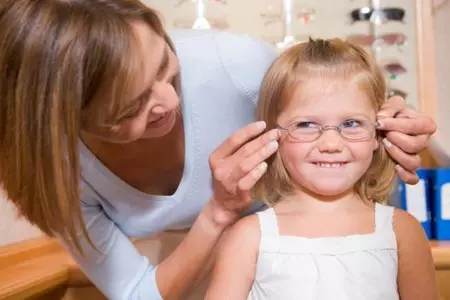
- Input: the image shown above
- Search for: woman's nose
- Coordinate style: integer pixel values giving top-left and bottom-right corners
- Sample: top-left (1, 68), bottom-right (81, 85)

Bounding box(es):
top-left (150, 81), bottom-right (180, 114)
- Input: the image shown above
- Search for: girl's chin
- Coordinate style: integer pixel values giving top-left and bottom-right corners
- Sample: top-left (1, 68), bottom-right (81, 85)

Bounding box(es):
top-left (298, 181), bottom-right (355, 199)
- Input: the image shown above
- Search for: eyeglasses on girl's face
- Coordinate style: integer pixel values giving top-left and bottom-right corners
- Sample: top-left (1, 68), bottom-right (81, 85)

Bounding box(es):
top-left (278, 119), bottom-right (379, 142)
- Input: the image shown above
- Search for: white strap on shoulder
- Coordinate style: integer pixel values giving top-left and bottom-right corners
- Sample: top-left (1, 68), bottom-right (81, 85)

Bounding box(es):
top-left (374, 203), bottom-right (395, 233)
top-left (256, 208), bottom-right (280, 237)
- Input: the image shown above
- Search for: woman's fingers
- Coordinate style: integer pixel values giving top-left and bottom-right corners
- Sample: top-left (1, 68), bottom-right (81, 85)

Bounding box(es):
top-left (209, 121), bottom-right (267, 165)
top-left (377, 116), bottom-right (436, 136)
top-left (229, 138), bottom-right (279, 183)
top-left (233, 128), bottom-right (280, 159)
top-left (383, 138), bottom-right (422, 171)
top-left (395, 164), bottom-right (420, 185)
top-left (377, 95), bottom-right (406, 118)
top-left (237, 162), bottom-right (268, 192)
top-left (211, 127), bottom-right (279, 182)
top-left (384, 130), bottom-right (430, 155)
top-left (208, 123), bottom-right (280, 222)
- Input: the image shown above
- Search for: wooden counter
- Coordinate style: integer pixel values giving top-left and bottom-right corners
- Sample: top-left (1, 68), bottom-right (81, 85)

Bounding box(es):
top-left (2, 237), bottom-right (450, 300)
top-left (0, 237), bottom-right (82, 300)
top-left (432, 241), bottom-right (450, 270)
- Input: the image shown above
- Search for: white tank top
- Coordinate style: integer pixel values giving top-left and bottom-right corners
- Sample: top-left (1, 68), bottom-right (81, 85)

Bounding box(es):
top-left (248, 203), bottom-right (399, 300)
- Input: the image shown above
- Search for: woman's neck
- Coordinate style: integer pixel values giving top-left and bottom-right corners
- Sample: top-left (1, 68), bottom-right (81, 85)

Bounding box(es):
top-left (80, 118), bottom-right (185, 195)
top-left (81, 116), bottom-right (184, 162)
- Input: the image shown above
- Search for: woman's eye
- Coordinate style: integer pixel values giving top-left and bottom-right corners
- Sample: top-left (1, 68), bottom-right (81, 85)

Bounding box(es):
top-left (342, 119), bottom-right (362, 128)
top-left (117, 91), bottom-right (152, 122)
top-left (122, 107), bottom-right (140, 120)
top-left (156, 55), bottom-right (170, 80)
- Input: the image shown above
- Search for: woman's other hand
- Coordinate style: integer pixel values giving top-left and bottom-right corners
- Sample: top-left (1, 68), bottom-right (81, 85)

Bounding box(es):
top-left (377, 96), bottom-right (436, 184)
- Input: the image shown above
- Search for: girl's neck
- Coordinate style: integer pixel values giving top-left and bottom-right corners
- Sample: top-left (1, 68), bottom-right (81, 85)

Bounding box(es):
top-left (276, 186), bottom-right (371, 214)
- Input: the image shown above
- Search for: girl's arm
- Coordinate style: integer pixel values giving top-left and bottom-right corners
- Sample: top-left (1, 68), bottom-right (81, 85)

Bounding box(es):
top-left (205, 215), bottom-right (260, 300)
top-left (395, 209), bottom-right (439, 299)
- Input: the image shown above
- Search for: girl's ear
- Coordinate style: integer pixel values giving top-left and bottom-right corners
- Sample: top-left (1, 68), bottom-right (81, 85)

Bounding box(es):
top-left (373, 139), bottom-right (380, 151)
top-left (373, 137), bottom-right (380, 151)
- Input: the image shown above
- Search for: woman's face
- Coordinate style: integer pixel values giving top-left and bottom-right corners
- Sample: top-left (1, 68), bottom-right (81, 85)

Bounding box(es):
top-left (83, 21), bottom-right (181, 144)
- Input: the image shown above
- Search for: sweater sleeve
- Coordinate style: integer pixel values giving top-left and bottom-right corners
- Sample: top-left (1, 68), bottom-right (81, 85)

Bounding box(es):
top-left (213, 32), bottom-right (277, 215)
top-left (214, 32), bottom-right (278, 105)
top-left (57, 182), bottom-right (162, 300)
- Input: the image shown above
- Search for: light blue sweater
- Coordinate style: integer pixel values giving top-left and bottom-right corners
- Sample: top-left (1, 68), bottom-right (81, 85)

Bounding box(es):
top-left (68, 29), bottom-right (277, 299)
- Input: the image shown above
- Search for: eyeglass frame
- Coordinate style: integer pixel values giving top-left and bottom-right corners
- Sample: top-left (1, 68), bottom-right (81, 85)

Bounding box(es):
top-left (277, 120), bottom-right (381, 142)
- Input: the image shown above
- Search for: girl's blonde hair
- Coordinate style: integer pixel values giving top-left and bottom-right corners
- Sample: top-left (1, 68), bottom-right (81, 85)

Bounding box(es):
top-left (0, 0), bottom-right (176, 255)
top-left (254, 38), bottom-right (396, 206)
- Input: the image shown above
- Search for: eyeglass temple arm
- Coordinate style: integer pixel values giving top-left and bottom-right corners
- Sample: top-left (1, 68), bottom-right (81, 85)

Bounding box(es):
top-left (277, 125), bottom-right (289, 131)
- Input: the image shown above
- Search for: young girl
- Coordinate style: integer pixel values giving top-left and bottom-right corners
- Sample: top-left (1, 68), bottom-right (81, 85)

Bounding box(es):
top-left (205, 38), bottom-right (438, 300)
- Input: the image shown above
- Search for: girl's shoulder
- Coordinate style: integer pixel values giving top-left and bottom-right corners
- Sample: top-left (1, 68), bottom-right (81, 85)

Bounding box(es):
top-left (228, 213), bottom-right (261, 241)
top-left (393, 208), bottom-right (439, 298)
top-left (393, 207), bottom-right (428, 243)
top-left (215, 214), bottom-right (261, 264)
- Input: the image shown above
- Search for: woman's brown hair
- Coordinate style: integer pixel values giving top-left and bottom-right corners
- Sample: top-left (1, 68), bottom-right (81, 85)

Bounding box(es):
top-left (254, 38), bottom-right (396, 206)
top-left (0, 0), bottom-right (173, 254)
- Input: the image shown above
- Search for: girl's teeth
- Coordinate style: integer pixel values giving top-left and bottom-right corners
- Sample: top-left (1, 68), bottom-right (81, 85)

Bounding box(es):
top-left (317, 163), bottom-right (343, 168)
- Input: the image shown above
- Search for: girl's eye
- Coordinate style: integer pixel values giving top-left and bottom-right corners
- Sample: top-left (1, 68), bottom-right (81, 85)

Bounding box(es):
top-left (341, 119), bottom-right (362, 128)
top-left (295, 121), bottom-right (318, 128)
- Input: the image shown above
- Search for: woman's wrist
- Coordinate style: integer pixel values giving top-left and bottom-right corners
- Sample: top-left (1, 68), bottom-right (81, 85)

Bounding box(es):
top-left (202, 198), bottom-right (240, 232)
top-left (156, 199), bottom-right (238, 299)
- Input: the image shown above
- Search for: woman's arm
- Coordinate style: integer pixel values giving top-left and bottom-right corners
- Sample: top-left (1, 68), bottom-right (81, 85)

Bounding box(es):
top-left (59, 196), bottom-right (161, 300)
top-left (205, 215), bottom-right (260, 300)
top-left (64, 121), bottom-right (278, 300)
top-left (155, 202), bottom-right (237, 299)
top-left (63, 191), bottom-right (225, 300)
top-left (158, 120), bottom-right (279, 299)
top-left (64, 201), bottom-right (252, 300)
top-left (395, 209), bottom-right (439, 299)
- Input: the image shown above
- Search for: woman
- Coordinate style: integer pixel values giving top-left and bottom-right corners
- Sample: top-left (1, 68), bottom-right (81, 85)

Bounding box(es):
top-left (0, 0), bottom-right (435, 299)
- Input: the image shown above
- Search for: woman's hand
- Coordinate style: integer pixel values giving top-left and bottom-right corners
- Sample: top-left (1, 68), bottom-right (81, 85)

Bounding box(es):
top-left (207, 121), bottom-right (279, 228)
top-left (377, 96), bottom-right (436, 184)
